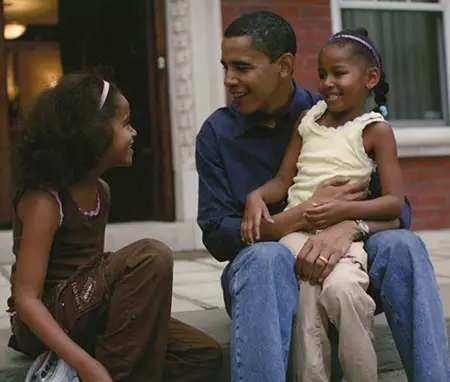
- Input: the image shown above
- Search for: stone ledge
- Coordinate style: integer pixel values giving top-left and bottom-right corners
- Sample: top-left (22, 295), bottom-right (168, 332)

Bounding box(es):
top-left (395, 127), bottom-right (450, 158)
top-left (2, 308), bottom-right (446, 381)
top-left (174, 309), bottom-right (411, 381)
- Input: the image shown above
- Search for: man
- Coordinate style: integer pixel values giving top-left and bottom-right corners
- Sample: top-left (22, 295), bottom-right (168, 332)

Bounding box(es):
top-left (196, 10), bottom-right (450, 382)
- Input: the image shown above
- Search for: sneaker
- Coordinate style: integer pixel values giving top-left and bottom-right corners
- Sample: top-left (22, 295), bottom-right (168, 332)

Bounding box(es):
top-left (25, 351), bottom-right (79, 382)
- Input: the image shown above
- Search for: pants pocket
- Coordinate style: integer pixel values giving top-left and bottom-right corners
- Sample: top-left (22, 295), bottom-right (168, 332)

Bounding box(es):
top-left (51, 263), bottom-right (108, 349)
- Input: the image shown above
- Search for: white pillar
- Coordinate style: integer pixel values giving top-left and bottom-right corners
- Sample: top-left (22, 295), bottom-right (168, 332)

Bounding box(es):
top-left (166, 0), bottom-right (226, 247)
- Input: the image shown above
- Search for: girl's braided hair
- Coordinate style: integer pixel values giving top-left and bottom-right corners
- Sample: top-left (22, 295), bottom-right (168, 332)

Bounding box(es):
top-left (326, 27), bottom-right (389, 117)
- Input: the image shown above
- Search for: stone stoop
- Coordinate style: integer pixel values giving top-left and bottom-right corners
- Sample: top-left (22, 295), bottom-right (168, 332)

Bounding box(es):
top-left (2, 308), bottom-right (446, 381)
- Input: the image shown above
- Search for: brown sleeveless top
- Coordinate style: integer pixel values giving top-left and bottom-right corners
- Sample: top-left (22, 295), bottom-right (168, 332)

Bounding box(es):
top-left (7, 179), bottom-right (110, 313)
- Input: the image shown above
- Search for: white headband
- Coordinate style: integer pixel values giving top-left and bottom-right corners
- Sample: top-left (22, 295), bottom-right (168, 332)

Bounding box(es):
top-left (99, 80), bottom-right (110, 109)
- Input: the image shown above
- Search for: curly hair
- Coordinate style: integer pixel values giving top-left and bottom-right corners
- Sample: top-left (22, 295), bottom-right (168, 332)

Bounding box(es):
top-left (11, 73), bottom-right (121, 194)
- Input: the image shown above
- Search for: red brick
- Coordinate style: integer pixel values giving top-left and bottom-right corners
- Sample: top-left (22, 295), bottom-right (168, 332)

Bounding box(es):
top-left (301, 5), bottom-right (331, 19)
top-left (418, 195), bottom-right (448, 207)
top-left (401, 157), bottom-right (450, 229)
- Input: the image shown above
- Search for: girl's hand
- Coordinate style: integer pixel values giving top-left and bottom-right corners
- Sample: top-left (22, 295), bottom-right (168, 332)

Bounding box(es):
top-left (241, 192), bottom-right (274, 244)
top-left (77, 360), bottom-right (113, 382)
top-left (304, 199), bottom-right (349, 230)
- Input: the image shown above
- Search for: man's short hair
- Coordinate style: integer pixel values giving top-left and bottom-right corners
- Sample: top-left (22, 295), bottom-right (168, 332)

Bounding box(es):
top-left (224, 10), bottom-right (297, 62)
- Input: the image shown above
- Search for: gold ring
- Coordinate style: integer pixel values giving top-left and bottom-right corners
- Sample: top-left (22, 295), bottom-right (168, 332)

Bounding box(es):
top-left (317, 255), bottom-right (329, 264)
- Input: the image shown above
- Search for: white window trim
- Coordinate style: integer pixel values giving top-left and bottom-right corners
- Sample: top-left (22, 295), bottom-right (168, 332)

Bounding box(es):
top-left (340, 1), bottom-right (442, 13)
top-left (330, 0), bottom-right (450, 157)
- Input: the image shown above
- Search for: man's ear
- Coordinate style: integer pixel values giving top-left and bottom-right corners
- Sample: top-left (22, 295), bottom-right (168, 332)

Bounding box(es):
top-left (277, 53), bottom-right (296, 78)
top-left (366, 67), bottom-right (380, 91)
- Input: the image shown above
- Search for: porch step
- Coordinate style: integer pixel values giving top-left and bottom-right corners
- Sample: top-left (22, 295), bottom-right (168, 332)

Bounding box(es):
top-left (2, 308), bottom-right (445, 381)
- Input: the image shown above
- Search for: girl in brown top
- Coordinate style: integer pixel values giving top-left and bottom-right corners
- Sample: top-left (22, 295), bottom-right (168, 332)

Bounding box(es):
top-left (8, 74), bottom-right (222, 382)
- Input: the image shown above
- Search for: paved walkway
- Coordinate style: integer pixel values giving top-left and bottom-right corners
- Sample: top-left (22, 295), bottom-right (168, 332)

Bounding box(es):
top-left (0, 229), bottom-right (449, 328)
top-left (0, 228), bottom-right (448, 381)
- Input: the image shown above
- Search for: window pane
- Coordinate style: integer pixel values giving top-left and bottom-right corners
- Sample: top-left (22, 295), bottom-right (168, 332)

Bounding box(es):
top-left (342, 10), bottom-right (447, 122)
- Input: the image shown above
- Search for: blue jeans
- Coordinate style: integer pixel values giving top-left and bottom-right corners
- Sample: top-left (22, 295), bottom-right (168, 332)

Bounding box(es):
top-left (365, 229), bottom-right (450, 381)
top-left (222, 229), bottom-right (450, 382)
top-left (221, 242), bottom-right (298, 382)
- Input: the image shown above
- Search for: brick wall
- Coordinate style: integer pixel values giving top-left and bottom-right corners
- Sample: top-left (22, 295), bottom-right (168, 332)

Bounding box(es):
top-left (221, 0), bottom-right (450, 230)
top-left (401, 157), bottom-right (450, 230)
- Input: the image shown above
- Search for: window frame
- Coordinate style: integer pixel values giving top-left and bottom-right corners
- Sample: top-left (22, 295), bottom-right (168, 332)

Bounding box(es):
top-left (330, 0), bottom-right (450, 157)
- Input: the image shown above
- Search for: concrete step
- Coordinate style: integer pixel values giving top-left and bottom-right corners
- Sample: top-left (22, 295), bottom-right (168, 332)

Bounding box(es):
top-left (175, 309), bottom-right (410, 381)
top-left (2, 308), bottom-right (444, 381)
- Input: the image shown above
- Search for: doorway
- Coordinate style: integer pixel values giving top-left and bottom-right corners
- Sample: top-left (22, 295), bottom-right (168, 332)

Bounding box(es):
top-left (1, 0), bottom-right (175, 224)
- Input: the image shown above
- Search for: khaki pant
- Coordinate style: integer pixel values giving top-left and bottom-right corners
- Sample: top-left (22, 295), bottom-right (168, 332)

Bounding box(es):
top-left (280, 232), bottom-right (377, 382)
top-left (9, 239), bottom-right (222, 382)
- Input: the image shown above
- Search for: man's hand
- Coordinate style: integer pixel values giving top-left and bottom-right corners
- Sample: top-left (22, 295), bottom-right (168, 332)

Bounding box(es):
top-left (313, 176), bottom-right (367, 202)
top-left (304, 200), bottom-right (349, 230)
top-left (295, 221), bottom-right (360, 285)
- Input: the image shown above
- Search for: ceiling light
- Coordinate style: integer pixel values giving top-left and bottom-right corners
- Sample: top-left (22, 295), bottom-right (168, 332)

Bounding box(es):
top-left (4, 22), bottom-right (27, 40)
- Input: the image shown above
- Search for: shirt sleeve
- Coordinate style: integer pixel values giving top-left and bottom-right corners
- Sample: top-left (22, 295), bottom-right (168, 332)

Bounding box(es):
top-left (311, 91), bottom-right (323, 104)
top-left (398, 197), bottom-right (412, 229)
top-left (196, 121), bottom-right (246, 262)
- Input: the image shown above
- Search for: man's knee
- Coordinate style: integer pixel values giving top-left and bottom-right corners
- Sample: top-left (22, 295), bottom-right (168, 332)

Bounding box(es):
top-left (233, 241), bottom-right (294, 273)
top-left (365, 229), bottom-right (424, 255)
top-left (365, 230), bottom-right (431, 271)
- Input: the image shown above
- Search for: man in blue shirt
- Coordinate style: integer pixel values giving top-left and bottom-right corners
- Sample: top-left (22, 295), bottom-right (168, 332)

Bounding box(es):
top-left (196, 10), bottom-right (450, 381)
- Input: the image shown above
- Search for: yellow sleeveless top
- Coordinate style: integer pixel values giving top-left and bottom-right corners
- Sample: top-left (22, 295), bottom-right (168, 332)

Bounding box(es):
top-left (285, 100), bottom-right (385, 210)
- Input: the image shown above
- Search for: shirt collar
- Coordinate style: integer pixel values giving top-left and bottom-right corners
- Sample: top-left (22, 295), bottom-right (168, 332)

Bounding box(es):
top-left (232, 81), bottom-right (305, 137)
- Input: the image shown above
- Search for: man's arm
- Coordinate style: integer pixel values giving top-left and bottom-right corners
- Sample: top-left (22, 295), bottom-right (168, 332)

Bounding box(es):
top-left (196, 119), bottom-right (377, 261)
top-left (196, 121), bottom-right (245, 262)
top-left (196, 120), bottom-right (312, 261)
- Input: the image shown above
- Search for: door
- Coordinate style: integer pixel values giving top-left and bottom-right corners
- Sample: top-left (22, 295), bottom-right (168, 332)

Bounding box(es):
top-left (58, 0), bottom-right (175, 222)
top-left (0, 0), bottom-right (12, 226)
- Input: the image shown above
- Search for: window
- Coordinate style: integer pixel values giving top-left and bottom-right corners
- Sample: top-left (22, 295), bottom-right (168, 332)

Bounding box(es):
top-left (333, 0), bottom-right (449, 126)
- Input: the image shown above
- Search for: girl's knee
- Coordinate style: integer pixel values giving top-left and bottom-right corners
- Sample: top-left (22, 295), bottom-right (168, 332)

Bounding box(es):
top-left (279, 232), bottom-right (309, 256)
top-left (319, 273), bottom-right (370, 312)
top-left (127, 238), bottom-right (174, 275)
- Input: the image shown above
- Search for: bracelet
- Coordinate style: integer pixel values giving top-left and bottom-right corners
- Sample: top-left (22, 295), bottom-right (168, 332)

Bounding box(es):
top-left (355, 219), bottom-right (370, 239)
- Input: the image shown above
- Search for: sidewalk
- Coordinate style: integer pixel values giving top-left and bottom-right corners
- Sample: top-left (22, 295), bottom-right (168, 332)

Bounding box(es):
top-left (0, 228), bottom-right (449, 330)
top-left (0, 227), bottom-right (448, 381)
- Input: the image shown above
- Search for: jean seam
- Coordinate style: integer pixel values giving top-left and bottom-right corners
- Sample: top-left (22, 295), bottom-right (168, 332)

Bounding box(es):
top-left (232, 273), bottom-right (243, 382)
top-left (380, 289), bottom-right (411, 350)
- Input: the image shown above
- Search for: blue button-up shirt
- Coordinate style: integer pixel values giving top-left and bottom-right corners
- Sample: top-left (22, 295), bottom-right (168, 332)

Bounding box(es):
top-left (196, 83), bottom-right (411, 262)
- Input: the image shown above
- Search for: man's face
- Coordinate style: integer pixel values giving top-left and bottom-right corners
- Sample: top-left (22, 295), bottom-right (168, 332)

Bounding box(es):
top-left (221, 36), bottom-right (282, 115)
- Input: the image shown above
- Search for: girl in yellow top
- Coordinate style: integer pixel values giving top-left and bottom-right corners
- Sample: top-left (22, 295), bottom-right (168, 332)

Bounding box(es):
top-left (241, 28), bottom-right (405, 382)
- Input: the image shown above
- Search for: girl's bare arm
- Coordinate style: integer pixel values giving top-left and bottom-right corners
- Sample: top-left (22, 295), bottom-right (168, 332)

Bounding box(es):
top-left (14, 191), bottom-right (100, 374)
top-left (344, 121), bottom-right (404, 220)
